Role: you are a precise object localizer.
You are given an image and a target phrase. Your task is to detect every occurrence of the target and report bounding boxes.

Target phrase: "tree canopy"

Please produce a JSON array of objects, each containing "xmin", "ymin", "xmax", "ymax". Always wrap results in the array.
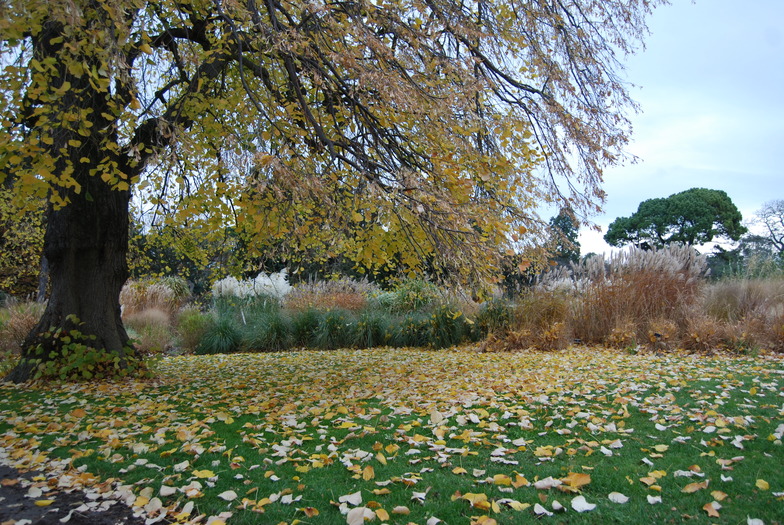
[
  {"xmin": 1, "ymin": 0, "xmax": 663, "ymax": 380},
  {"xmin": 754, "ymin": 199, "xmax": 784, "ymax": 256},
  {"xmin": 604, "ymin": 188, "xmax": 747, "ymax": 250}
]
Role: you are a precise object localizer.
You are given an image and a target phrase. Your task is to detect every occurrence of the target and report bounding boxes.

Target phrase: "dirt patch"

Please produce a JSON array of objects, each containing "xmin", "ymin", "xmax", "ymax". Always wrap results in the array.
[{"xmin": 0, "ymin": 464, "xmax": 146, "ymax": 525}]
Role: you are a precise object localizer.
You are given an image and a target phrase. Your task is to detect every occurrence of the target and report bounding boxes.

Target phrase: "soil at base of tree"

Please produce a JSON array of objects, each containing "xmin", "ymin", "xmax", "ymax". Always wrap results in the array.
[{"xmin": 0, "ymin": 464, "xmax": 147, "ymax": 525}]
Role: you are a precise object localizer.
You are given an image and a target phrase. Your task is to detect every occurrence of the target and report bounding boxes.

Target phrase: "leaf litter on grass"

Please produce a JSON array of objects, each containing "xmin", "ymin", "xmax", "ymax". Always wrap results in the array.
[{"xmin": 1, "ymin": 347, "xmax": 783, "ymax": 524}]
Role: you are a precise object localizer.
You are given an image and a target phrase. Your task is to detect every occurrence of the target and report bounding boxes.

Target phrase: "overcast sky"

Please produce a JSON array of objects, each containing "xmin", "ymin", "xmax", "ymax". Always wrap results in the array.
[{"xmin": 577, "ymin": 0, "xmax": 784, "ymax": 256}]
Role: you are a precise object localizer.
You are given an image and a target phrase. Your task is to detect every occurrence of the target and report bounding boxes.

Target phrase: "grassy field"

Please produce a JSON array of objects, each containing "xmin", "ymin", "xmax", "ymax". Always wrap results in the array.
[{"xmin": 1, "ymin": 347, "xmax": 783, "ymax": 524}]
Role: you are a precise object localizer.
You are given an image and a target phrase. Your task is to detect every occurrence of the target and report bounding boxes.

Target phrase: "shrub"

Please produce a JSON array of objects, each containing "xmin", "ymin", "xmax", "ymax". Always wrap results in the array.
[
  {"xmin": 196, "ymin": 316, "xmax": 243, "ymax": 355},
  {"xmin": 429, "ymin": 305, "xmax": 469, "ymax": 349},
  {"xmin": 123, "ymin": 308, "xmax": 174, "ymax": 355},
  {"xmin": 245, "ymin": 311, "xmax": 292, "ymax": 352},
  {"xmin": 0, "ymin": 301, "xmax": 45, "ymax": 353},
  {"xmin": 387, "ymin": 279, "xmax": 441, "ymax": 313},
  {"xmin": 681, "ymin": 314, "xmax": 726, "ymax": 353},
  {"xmin": 214, "ymin": 293, "xmax": 280, "ymax": 325},
  {"xmin": 176, "ymin": 307, "xmax": 212, "ymax": 353},
  {"xmin": 120, "ymin": 277, "xmax": 190, "ymax": 318},
  {"xmin": 212, "ymin": 269, "xmax": 292, "ymax": 300},
  {"xmin": 542, "ymin": 244, "xmax": 707, "ymax": 345},
  {"xmin": 474, "ymin": 299, "xmax": 514, "ymax": 338},
  {"xmin": 290, "ymin": 309, "xmax": 322, "ymax": 347},
  {"xmin": 392, "ymin": 313, "xmax": 431, "ymax": 348},
  {"xmin": 314, "ymin": 309, "xmax": 357, "ymax": 350},
  {"xmin": 355, "ymin": 310, "xmax": 392, "ymax": 348},
  {"xmin": 284, "ymin": 277, "xmax": 380, "ymax": 312},
  {"xmin": 604, "ymin": 319, "xmax": 638, "ymax": 349},
  {"xmin": 645, "ymin": 318, "xmax": 678, "ymax": 352}
]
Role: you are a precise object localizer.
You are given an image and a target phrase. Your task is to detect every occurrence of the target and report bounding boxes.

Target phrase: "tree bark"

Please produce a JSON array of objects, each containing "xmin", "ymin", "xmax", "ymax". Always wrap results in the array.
[
  {"xmin": 5, "ymin": 180, "xmax": 133, "ymax": 383},
  {"xmin": 4, "ymin": 15, "xmax": 136, "ymax": 383}
]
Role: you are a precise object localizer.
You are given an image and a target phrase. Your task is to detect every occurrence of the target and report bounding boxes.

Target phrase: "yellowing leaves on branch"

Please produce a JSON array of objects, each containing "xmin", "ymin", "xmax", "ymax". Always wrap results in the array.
[{"xmin": 1, "ymin": 0, "xmax": 664, "ymax": 380}]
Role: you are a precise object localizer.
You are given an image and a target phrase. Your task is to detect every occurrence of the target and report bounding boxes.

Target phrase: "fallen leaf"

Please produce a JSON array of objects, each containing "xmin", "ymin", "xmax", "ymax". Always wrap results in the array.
[
  {"xmin": 571, "ymin": 495, "xmax": 596, "ymax": 512},
  {"xmin": 682, "ymin": 481, "xmax": 709, "ymax": 493},
  {"xmin": 218, "ymin": 490, "xmax": 237, "ymax": 501},
  {"xmin": 756, "ymin": 479, "xmax": 769, "ymax": 491},
  {"xmin": 703, "ymin": 501, "xmax": 721, "ymax": 518},
  {"xmin": 608, "ymin": 492, "xmax": 629, "ymax": 504}
]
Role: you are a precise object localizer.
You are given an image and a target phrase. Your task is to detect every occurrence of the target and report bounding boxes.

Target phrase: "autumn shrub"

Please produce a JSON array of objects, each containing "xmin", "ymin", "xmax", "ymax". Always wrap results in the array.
[
  {"xmin": 644, "ymin": 318, "xmax": 678, "ymax": 352},
  {"xmin": 123, "ymin": 308, "xmax": 174, "ymax": 355},
  {"xmin": 314, "ymin": 309, "xmax": 357, "ymax": 350},
  {"xmin": 680, "ymin": 314, "xmax": 727, "ymax": 353},
  {"xmin": 196, "ymin": 316, "xmax": 243, "ymax": 355},
  {"xmin": 175, "ymin": 307, "xmax": 212, "ymax": 353},
  {"xmin": 120, "ymin": 277, "xmax": 190, "ymax": 318},
  {"xmin": 546, "ymin": 244, "xmax": 707, "ymax": 345},
  {"xmin": 245, "ymin": 310, "xmax": 292, "ymax": 352},
  {"xmin": 290, "ymin": 309, "xmax": 323, "ymax": 347},
  {"xmin": 355, "ymin": 310, "xmax": 392, "ymax": 349},
  {"xmin": 386, "ymin": 278, "xmax": 441, "ymax": 313},
  {"xmin": 284, "ymin": 277, "xmax": 379, "ymax": 312},
  {"xmin": 428, "ymin": 305, "xmax": 471, "ymax": 349},
  {"xmin": 392, "ymin": 313, "xmax": 431, "ymax": 348},
  {"xmin": 604, "ymin": 318, "xmax": 639, "ymax": 349},
  {"xmin": 0, "ymin": 301, "xmax": 45, "ymax": 353},
  {"xmin": 474, "ymin": 299, "xmax": 514, "ymax": 336}
]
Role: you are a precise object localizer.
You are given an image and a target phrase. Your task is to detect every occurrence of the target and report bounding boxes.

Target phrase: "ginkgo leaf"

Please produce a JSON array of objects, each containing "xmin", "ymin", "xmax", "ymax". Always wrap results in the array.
[
  {"xmin": 218, "ymin": 490, "xmax": 238, "ymax": 501},
  {"xmin": 346, "ymin": 506, "xmax": 375, "ymax": 525},
  {"xmin": 571, "ymin": 495, "xmax": 595, "ymax": 512},
  {"xmin": 755, "ymin": 479, "xmax": 769, "ymax": 490},
  {"xmin": 682, "ymin": 481, "xmax": 709, "ymax": 493},
  {"xmin": 339, "ymin": 491, "xmax": 363, "ymax": 506},
  {"xmin": 608, "ymin": 492, "xmax": 629, "ymax": 504},
  {"xmin": 703, "ymin": 501, "xmax": 721, "ymax": 518}
]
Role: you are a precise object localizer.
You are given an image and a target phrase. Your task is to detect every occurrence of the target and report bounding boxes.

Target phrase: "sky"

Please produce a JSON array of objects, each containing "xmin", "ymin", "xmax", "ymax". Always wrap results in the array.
[{"xmin": 577, "ymin": 0, "xmax": 784, "ymax": 256}]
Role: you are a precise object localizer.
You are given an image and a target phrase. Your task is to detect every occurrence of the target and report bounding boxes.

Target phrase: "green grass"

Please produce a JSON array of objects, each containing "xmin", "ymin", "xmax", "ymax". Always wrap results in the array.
[{"xmin": 1, "ymin": 348, "xmax": 783, "ymax": 524}]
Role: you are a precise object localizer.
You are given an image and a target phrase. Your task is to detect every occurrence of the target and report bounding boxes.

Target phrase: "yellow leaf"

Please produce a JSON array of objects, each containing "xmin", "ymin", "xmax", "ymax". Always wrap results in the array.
[
  {"xmin": 703, "ymin": 502, "xmax": 720, "ymax": 518},
  {"xmin": 35, "ymin": 500, "xmax": 55, "ymax": 507},
  {"xmin": 193, "ymin": 469, "xmax": 215, "ymax": 479},
  {"xmin": 493, "ymin": 474, "xmax": 512, "ymax": 486},
  {"xmin": 391, "ymin": 505, "xmax": 410, "ymax": 514},
  {"xmin": 362, "ymin": 465, "xmax": 375, "ymax": 481},
  {"xmin": 452, "ymin": 467, "xmax": 467, "ymax": 475},
  {"xmin": 375, "ymin": 508, "xmax": 390, "ymax": 521},
  {"xmin": 711, "ymin": 491, "xmax": 728, "ymax": 501},
  {"xmin": 375, "ymin": 452, "xmax": 386, "ymax": 465},
  {"xmin": 756, "ymin": 479, "xmax": 770, "ymax": 490},
  {"xmin": 653, "ymin": 444, "xmax": 669, "ymax": 453},
  {"xmin": 372, "ymin": 488, "xmax": 390, "ymax": 496},
  {"xmin": 682, "ymin": 481, "xmax": 709, "ymax": 493},
  {"xmin": 300, "ymin": 507, "xmax": 319, "ymax": 517},
  {"xmin": 512, "ymin": 474, "xmax": 530, "ymax": 488},
  {"xmin": 561, "ymin": 472, "xmax": 591, "ymax": 489}
]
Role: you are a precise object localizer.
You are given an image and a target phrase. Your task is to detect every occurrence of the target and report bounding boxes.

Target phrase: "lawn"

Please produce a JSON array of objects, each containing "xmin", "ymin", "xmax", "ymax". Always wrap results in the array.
[{"xmin": 1, "ymin": 347, "xmax": 783, "ymax": 524}]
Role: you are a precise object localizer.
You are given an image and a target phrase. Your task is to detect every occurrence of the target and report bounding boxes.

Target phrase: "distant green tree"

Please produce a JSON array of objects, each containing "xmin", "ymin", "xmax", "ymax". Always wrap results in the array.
[
  {"xmin": 604, "ymin": 188, "xmax": 747, "ymax": 249},
  {"xmin": 548, "ymin": 208, "xmax": 580, "ymax": 265}
]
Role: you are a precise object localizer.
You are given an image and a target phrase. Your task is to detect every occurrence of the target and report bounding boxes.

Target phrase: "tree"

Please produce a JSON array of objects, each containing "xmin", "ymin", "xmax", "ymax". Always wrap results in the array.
[
  {"xmin": 1, "ymin": 0, "xmax": 663, "ymax": 381},
  {"xmin": 754, "ymin": 199, "xmax": 784, "ymax": 256},
  {"xmin": 548, "ymin": 207, "xmax": 580, "ymax": 265},
  {"xmin": 604, "ymin": 188, "xmax": 747, "ymax": 249}
]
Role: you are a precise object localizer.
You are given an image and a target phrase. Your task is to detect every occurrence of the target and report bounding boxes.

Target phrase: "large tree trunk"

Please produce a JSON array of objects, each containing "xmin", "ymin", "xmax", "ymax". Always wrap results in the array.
[
  {"xmin": 4, "ymin": 14, "xmax": 136, "ymax": 383},
  {"xmin": 5, "ymin": 179, "xmax": 133, "ymax": 383}
]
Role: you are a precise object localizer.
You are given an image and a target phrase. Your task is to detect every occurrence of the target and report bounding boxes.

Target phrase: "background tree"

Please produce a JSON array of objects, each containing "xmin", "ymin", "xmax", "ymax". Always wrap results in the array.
[
  {"xmin": 548, "ymin": 207, "xmax": 580, "ymax": 265},
  {"xmin": 753, "ymin": 199, "xmax": 784, "ymax": 256},
  {"xmin": 604, "ymin": 188, "xmax": 747, "ymax": 249},
  {"xmin": 1, "ymin": 0, "xmax": 663, "ymax": 381}
]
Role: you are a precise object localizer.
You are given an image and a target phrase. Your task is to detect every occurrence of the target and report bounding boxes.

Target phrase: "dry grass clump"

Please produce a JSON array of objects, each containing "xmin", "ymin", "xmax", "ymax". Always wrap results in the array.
[
  {"xmin": 284, "ymin": 277, "xmax": 380, "ymax": 312},
  {"xmin": 120, "ymin": 277, "xmax": 190, "ymax": 318},
  {"xmin": 124, "ymin": 307, "xmax": 174, "ymax": 355},
  {"xmin": 541, "ymin": 244, "xmax": 708, "ymax": 346},
  {"xmin": 0, "ymin": 301, "xmax": 45, "ymax": 353},
  {"xmin": 681, "ymin": 314, "xmax": 727, "ymax": 354},
  {"xmin": 488, "ymin": 289, "xmax": 571, "ymax": 351},
  {"xmin": 604, "ymin": 319, "xmax": 638, "ymax": 349}
]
